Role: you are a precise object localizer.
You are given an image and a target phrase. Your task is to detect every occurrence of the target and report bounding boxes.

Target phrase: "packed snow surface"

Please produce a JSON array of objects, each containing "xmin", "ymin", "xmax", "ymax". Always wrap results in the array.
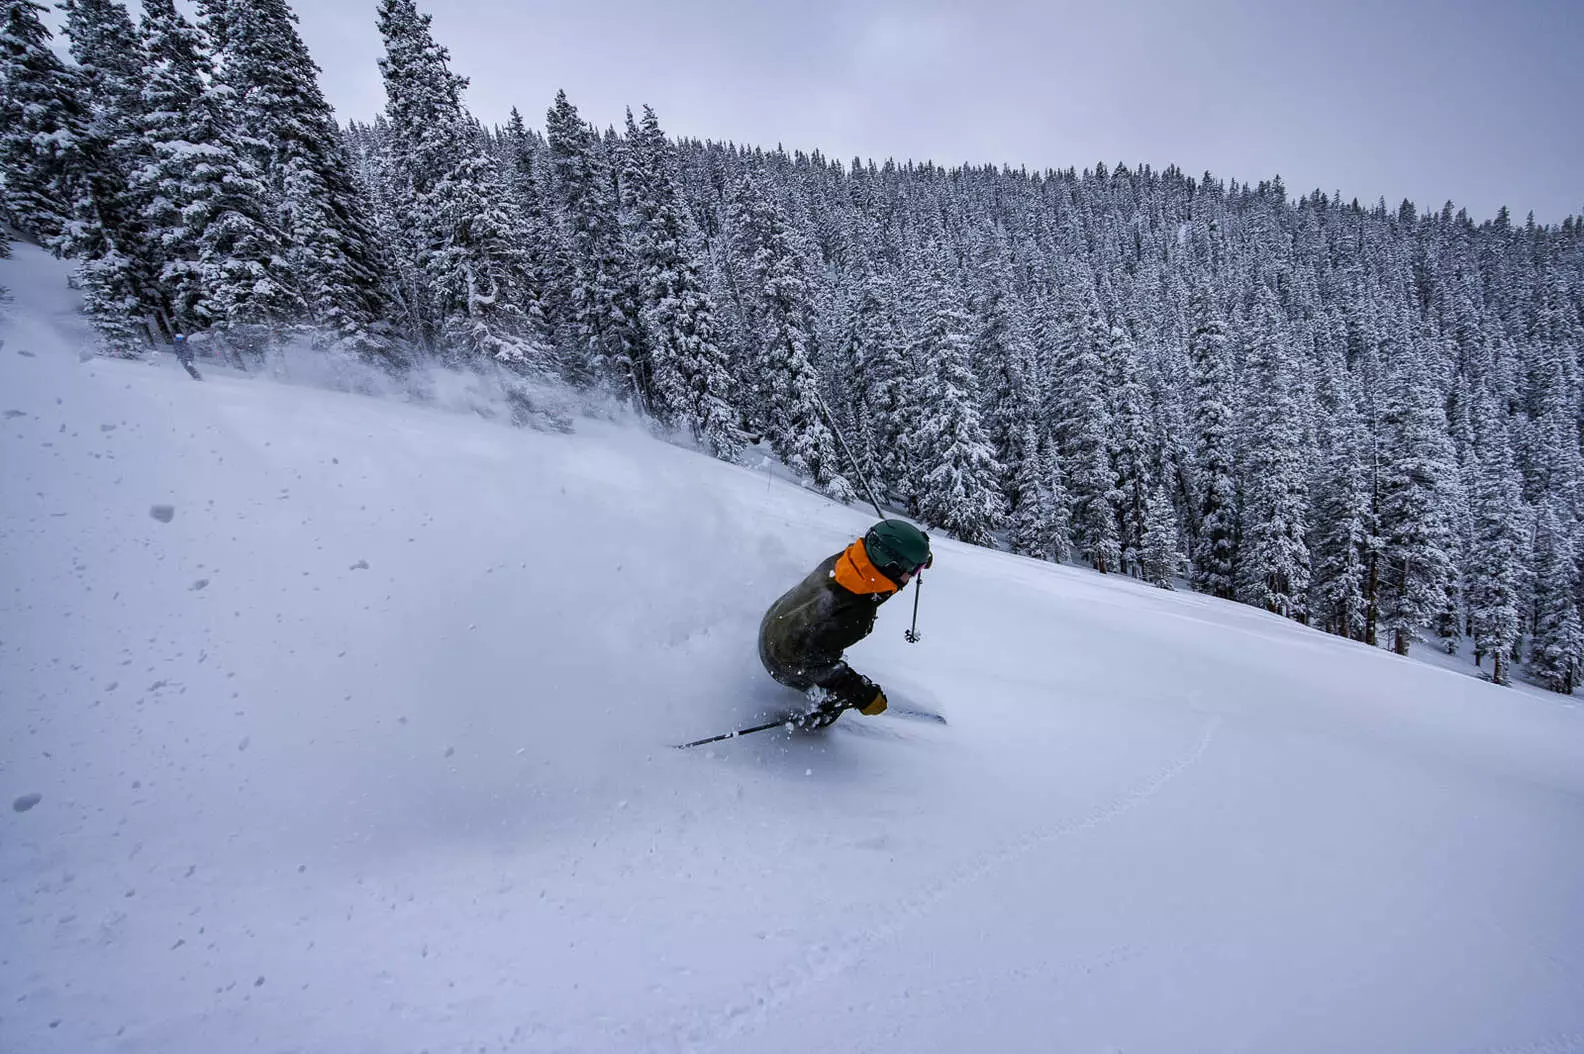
[{"xmin": 3, "ymin": 245, "xmax": 1583, "ymax": 1053}]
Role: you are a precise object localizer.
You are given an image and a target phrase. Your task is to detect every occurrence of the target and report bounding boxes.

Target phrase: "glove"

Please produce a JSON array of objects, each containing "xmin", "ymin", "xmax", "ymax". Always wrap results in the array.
[{"xmin": 826, "ymin": 670, "xmax": 888, "ymax": 717}]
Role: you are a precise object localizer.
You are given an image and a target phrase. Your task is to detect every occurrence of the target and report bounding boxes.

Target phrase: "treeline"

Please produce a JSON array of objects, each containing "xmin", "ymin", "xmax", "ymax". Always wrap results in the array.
[{"xmin": 4, "ymin": 0, "xmax": 1583, "ymax": 690}]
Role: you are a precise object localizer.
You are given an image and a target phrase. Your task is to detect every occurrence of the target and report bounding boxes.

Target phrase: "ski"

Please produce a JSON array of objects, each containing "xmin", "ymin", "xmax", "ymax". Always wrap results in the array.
[
  {"xmin": 886, "ymin": 706, "xmax": 947, "ymax": 725},
  {"xmin": 674, "ymin": 703, "xmax": 946, "ymax": 749}
]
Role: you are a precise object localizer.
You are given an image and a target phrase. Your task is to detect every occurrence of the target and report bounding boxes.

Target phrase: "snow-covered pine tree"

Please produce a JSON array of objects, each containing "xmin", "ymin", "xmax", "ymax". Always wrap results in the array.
[
  {"xmin": 0, "ymin": 1, "xmax": 91, "ymax": 248},
  {"xmin": 1523, "ymin": 342, "xmax": 1583, "ymax": 521},
  {"xmin": 343, "ymin": 116, "xmax": 432, "ymax": 348},
  {"xmin": 499, "ymin": 106, "xmax": 560, "ymax": 348},
  {"xmin": 1237, "ymin": 284, "xmax": 1311, "ymax": 619},
  {"xmin": 1008, "ymin": 425, "xmax": 1072, "ymax": 561},
  {"xmin": 60, "ymin": 0, "xmax": 155, "ymax": 353},
  {"xmin": 1189, "ymin": 281, "xmax": 1239, "ymax": 598},
  {"xmin": 726, "ymin": 170, "xmax": 852, "ymax": 500},
  {"xmin": 544, "ymin": 90, "xmax": 646, "ymax": 399},
  {"xmin": 134, "ymin": 0, "xmax": 293, "ymax": 348},
  {"xmin": 974, "ymin": 269, "xmax": 1042, "ymax": 503},
  {"xmin": 1050, "ymin": 278, "xmax": 1120, "ymax": 572},
  {"xmin": 1308, "ymin": 353, "xmax": 1373, "ymax": 639},
  {"xmin": 376, "ymin": 0, "xmax": 544, "ymax": 368},
  {"xmin": 217, "ymin": 0, "xmax": 391, "ymax": 355},
  {"xmin": 1139, "ymin": 484, "xmax": 1184, "ymax": 589},
  {"xmin": 134, "ymin": 0, "xmax": 301, "ymax": 351},
  {"xmin": 193, "ymin": 0, "xmax": 233, "ymax": 52},
  {"xmin": 1529, "ymin": 501, "xmax": 1583, "ymax": 693},
  {"xmin": 1375, "ymin": 328, "xmax": 1460, "ymax": 655},
  {"xmin": 1105, "ymin": 323, "xmax": 1153, "ymax": 575},
  {"xmin": 620, "ymin": 106, "xmax": 742, "ymax": 460},
  {"xmin": 1465, "ymin": 394, "xmax": 1527, "ymax": 683},
  {"xmin": 832, "ymin": 266, "xmax": 898, "ymax": 490},
  {"xmin": 911, "ymin": 243, "xmax": 1005, "ymax": 544}
]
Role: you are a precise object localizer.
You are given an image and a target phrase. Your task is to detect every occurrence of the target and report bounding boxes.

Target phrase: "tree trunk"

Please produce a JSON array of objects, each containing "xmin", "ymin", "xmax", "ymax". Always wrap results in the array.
[{"xmin": 1364, "ymin": 552, "xmax": 1379, "ymax": 647}]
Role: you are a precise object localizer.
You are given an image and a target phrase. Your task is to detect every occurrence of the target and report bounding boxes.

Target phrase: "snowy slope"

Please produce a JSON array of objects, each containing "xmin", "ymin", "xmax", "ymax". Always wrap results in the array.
[{"xmin": 3, "ymin": 243, "xmax": 1583, "ymax": 1054}]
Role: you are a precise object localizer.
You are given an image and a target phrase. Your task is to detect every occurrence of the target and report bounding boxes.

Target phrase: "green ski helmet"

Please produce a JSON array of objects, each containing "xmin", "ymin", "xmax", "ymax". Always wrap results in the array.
[{"xmin": 864, "ymin": 519, "xmax": 933, "ymax": 580}]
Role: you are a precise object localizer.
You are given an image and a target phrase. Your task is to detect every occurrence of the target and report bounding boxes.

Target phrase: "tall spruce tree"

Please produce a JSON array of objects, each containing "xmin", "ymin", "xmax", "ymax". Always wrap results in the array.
[
  {"xmin": 1308, "ymin": 353, "xmax": 1373, "ymax": 639},
  {"xmin": 499, "ymin": 106, "xmax": 559, "ymax": 346},
  {"xmin": 975, "ymin": 271, "xmax": 1042, "ymax": 501},
  {"xmin": 1139, "ymin": 484, "xmax": 1184, "ymax": 589},
  {"xmin": 134, "ymin": 0, "xmax": 296, "ymax": 344},
  {"xmin": 1466, "ymin": 395, "xmax": 1526, "ymax": 683},
  {"xmin": 1105, "ymin": 323, "xmax": 1153, "ymax": 575},
  {"xmin": 1375, "ymin": 330, "xmax": 1460, "ymax": 655},
  {"xmin": 61, "ymin": 0, "xmax": 153, "ymax": 352},
  {"xmin": 218, "ymin": 0, "xmax": 390, "ymax": 354},
  {"xmin": 1008, "ymin": 427, "xmax": 1072, "ymax": 561},
  {"xmin": 376, "ymin": 0, "xmax": 543, "ymax": 367},
  {"xmin": 621, "ymin": 106, "xmax": 742, "ymax": 459},
  {"xmin": 1530, "ymin": 502, "xmax": 1583, "ymax": 692},
  {"xmin": 1237, "ymin": 285, "xmax": 1311, "ymax": 618},
  {"xmin": 1, "ymin": 1, "xmax": 90, "ymax": 248},
  {"xmin": 727, "ymin": 172, "xmax": 851, "ymax": 500},
  {"xmin": 1189, "ymin": 283, "xmax": 1239, "ymax": 597},
  {"xmin": 545, "ymin": 90, "xmax": 646, "ymax": 399},
  {"xmin": 912, "ymin": 245, "xmax": 1005, "ymax": 544},
  {"xmin": 1051, "ymin": 279, "xmax": 1120, "ymax": 572}
]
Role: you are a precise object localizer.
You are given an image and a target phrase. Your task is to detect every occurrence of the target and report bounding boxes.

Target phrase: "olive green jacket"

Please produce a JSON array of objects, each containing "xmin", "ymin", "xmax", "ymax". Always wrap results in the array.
[{"xmin": 758, "ymin": 552, "xmax": 893, "ymax": 692}]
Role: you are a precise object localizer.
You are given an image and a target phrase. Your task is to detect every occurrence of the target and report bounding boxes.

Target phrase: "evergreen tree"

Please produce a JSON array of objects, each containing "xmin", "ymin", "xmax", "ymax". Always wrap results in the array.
[
  {"xmin": 1238, "ymin": 286, "xmax": 1311, "ymax": 618},
  {"xmin": 545, "ymin": 90, "xmax": 645, "ymax": 398},
  {"xmin": 1308, "ymin": 355, "xmax": 1373, "ymax": 639},
  {"xmin": 1375, "ymin": 332, "xmax": 1460, "ymax": 655},
  {"xmin": 975, "ymin": 273, "xmax": 1041, "ymax": 500},
  {"xmin": 1530, "ymin": 502, "xmax": 1583, "ymax": 692},
  {"xmin": 134, "ymin": 0, "xmax": 296, "ymax": 344},
  {"xmin": 1465, "ymin": 396, "xmax": 1526, "ymax": 683},
  {"xmin": 1051, "ymin": 281, "xmax": 1120, "ymax": 572},
  {"xmin": 834, "ymin": 267, "xmax": 901, "ymax": 490},
  {"xmin": 621, "ymin": 106, "xmax": 742, "ymax": 459},
  {"xmin": 1139, "ymin": 484, "xmax": 1184, "ymax": 589},
  {"xmin": 912, "ymin": 246, "xmax": 1005, "ymax": 544},
  {"xmin": 376, "ymin": 0, "xmax": 543, "ymax": 367},
  {"xmin": 846, "ymin": 268, "xmax": 924, "ymax": 505},
  {"xmin": 1105, "ymin": 323, "xmax": 1153, "ymax": 574},
  {"xmin": 61, "ymin": 0, "xmax": 154, "ymax": 353},
  {"xmin": 220, "ymin": 0, "xmax": 391, "ymax": 353},
  {"xmin": 1008, "ymin": 427, "xmax": 1072, "ymax": 561},
  {"xmin": 0, "ymin": 1, "xmax": 90, "ymax": 248},
  {"xmin": 499, "ymin": 106, "xmax": 559, "ymax": 344},
  {"xmin": 727, "ymin": 172, "xmax": 851, "ymax": 500},
  {"xmin": 1189, "ymin": 284, "xmax": 1239, "ymax": 597}
]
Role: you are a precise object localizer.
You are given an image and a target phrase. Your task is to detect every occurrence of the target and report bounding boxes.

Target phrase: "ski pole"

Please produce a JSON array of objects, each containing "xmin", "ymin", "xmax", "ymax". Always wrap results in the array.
[
  {"xmin": 811, "ymin": 391, "xmax": 927, "ymax": 644},
  {"xmin": 813, "ymin": 392, "xmax": 886, "ymax": 522},
  {"xmin": 674, "ymin": 718, "xmax": 787, "ymax": 750}
]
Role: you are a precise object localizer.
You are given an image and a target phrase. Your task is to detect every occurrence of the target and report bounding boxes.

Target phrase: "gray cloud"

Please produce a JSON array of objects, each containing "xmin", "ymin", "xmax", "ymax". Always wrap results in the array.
[{"xmin": 94, "ymin": 0, "xmax": 1584, "ymax": 220}]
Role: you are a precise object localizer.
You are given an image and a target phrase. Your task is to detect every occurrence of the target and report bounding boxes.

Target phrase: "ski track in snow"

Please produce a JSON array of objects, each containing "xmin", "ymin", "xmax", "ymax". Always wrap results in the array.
[{"xmin": 671, "ymin": 715, "xmax": 1223, "ymax": 1054}]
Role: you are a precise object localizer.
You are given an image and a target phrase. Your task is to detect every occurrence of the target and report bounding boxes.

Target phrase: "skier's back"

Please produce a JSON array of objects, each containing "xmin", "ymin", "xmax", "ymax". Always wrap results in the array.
[{"xmin": 759, "ymin": 519, "xmax": 932, "ymax": 728}]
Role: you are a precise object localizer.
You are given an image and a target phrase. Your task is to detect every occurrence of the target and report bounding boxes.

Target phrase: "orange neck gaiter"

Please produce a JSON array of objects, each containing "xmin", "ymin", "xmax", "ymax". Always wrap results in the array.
[{"xmin": 833, "ymin": 538, "xmax": 899, "ymax": 597}]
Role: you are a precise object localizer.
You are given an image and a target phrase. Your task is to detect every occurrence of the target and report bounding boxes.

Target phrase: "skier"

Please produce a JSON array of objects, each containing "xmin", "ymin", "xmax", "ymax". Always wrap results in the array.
[
  {"xmin": 759, "ymin": 519, "xmax": 932, "ymax": 730},
  {"xmin": 171, "ymin": 332, "xmax": 201, "ymax": 380}
]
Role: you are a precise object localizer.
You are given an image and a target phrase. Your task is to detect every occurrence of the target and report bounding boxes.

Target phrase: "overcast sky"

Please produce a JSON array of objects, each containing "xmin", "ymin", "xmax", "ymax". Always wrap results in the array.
[{"xmin": 101, "ymin": 0, "xmax": 1584, "ymax": 222}]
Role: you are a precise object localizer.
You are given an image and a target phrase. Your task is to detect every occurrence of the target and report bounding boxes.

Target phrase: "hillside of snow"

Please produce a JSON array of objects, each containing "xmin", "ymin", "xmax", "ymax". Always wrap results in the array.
[{"xmin": 3, "ymin": 244, "xmax": 1583, "ymax": 1054}]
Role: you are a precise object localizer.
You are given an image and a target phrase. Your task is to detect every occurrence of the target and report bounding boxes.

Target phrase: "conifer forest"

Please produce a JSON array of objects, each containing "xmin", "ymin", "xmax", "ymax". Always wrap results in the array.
[{"xmin": 5, "ymin": 0, "xmax": 1583, "ymax": 690}]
